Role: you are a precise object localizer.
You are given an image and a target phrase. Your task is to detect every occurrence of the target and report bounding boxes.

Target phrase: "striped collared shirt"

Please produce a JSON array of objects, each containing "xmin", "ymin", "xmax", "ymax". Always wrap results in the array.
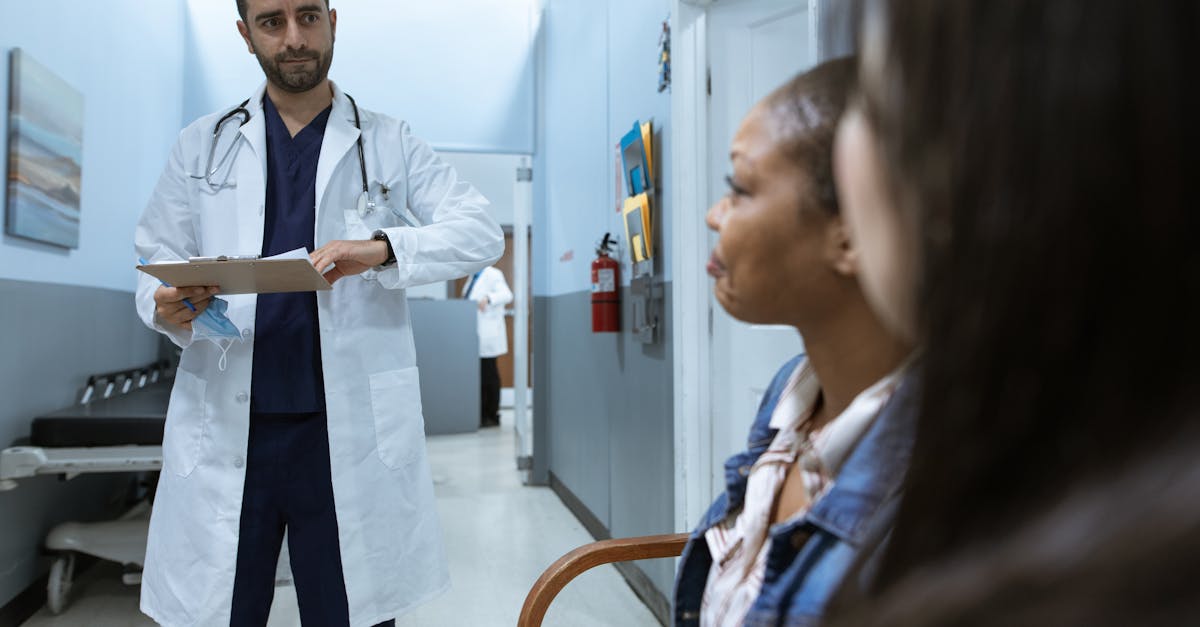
[{"xmin": 699, "ymin": 359, "xmax": 903, "ymax": 627}]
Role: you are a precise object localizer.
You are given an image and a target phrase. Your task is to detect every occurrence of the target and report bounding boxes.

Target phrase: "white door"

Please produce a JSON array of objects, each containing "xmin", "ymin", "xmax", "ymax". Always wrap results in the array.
[{"xmin": 706, "ymin": 0, "xmax": 817, "ymax": 499}]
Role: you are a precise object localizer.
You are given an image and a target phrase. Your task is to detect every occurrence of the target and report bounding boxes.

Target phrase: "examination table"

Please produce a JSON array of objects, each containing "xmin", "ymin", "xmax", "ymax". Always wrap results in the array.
[{"xmin": 0, "ymin": 366, "xmax": 168, "ymax": 614}]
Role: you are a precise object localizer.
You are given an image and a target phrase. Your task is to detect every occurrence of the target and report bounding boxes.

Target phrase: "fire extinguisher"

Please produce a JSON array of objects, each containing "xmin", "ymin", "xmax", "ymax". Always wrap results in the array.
[{"xmin": 592, "ymin": 233, "xmax": 620, "ymax": 333}]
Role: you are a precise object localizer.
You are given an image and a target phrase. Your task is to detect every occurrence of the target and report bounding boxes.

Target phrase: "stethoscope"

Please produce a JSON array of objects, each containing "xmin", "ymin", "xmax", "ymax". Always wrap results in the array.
[{"xmin": 190, "ymin": 94, "xmax": 414, "ymax": 227}]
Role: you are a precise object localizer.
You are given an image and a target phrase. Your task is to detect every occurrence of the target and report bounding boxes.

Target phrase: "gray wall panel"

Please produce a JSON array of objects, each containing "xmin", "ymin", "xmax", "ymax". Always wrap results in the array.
[
  {"xmin": 0, "ymin": 279, "xmax": 159, "ymax": 607},
  {"xmin": 543, "ymin": 291, "xmax": 612, "ymax": 529},
  {"xmin": 607, "ymin": 286, "xmax": 675, "ymax": 597},
  {"xmin": 410, "ymin": 299, "xmax": 480, "ymax": 435},
  {"xmin": 536, "ymin": 283, "xmax": 675, "ymax": 599},
  {"xmin": 531, "ymin": 298, "xmax": 550, "ymax": 484},
  {"xmin": 819, "ymin": 0, "xmax": 862, "ymax": 60}
]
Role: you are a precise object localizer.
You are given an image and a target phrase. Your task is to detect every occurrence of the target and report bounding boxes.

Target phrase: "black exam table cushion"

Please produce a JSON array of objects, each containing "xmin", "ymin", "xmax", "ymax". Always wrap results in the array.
[{"xmin": 31, "ymin": 381, "xmax": 172, "ymax": 447}]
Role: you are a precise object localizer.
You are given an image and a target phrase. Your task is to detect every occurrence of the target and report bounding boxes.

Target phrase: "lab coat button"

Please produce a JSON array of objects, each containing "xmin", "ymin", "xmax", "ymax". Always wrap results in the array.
[
  {"xmin": 233, "ymin": 457, "xmax": 245, "ymax": 469},
  {"xmin": 241, "ymin": 328, "xmax": 253, "ymax": 340},
  {"xmin": 236, "ymin": 392, "xmax": 248, "ymax": 403}
]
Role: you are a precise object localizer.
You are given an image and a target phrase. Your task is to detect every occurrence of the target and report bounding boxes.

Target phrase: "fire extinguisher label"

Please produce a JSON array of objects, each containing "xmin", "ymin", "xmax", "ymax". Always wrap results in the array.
[{"xmin": 594, "ymin": 268, "xmax": 616, "ymax": 293}]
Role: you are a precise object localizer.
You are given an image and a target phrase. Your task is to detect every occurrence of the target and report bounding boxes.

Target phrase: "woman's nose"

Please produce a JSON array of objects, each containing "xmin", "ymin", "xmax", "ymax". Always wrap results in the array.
[{"xmin": 706, "ymin": 198, "xmax": 726, "ymax": 232}]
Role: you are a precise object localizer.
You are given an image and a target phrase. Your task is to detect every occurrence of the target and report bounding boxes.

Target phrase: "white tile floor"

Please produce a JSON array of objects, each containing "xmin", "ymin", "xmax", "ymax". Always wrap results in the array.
[{"xmin": 21, "ymin": 411, "xmax": 661, "ymax": 627}]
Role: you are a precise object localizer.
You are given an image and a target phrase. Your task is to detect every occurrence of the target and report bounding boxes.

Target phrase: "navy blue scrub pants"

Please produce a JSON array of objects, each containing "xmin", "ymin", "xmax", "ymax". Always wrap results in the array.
[{"xmin": 230, "ymin": 411, "xmax": 395, "ymax": 627}]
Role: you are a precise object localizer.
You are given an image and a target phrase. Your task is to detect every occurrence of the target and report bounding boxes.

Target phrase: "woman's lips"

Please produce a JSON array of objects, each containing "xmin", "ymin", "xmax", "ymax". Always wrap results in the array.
[{"xmin": 707, "ymin": 252, "xmax": 726, "ymax": 279}]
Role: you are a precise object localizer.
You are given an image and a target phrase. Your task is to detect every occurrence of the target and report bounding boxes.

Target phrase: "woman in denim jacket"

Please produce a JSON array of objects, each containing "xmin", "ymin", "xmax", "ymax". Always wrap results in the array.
[{"xmin": 672, "ymin": 58, "xmax": 915, "ymax": 626}]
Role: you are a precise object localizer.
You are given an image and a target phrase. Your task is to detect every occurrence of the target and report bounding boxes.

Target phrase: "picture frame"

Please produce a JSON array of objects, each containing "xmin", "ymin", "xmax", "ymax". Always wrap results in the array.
[{"xmin": 5, "ymin": 48, "xmax": 84, "ymax": 249}]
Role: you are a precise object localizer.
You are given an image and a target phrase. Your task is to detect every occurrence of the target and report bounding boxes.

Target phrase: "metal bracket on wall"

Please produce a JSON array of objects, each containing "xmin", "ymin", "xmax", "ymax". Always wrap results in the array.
[
  {"xmin": 78, "ymin": 360, "xmax": 171, "ymax": 405},
  {"xmin": 630, "ymin": 273, "xmax": 662, "ymax": 344}
]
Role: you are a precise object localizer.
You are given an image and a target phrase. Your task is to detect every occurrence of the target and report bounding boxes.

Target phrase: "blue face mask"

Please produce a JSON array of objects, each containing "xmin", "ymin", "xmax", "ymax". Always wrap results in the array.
[{"xmin": 191, "ymin": 297, "xmax": 242, "ymax": 371}]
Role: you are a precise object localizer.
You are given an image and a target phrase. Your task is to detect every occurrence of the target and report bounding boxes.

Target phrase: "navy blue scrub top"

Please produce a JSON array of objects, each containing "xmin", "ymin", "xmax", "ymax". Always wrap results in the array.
[{"xmin": 250, "ymin": 96, "xmax": 333, "ymax": 414}]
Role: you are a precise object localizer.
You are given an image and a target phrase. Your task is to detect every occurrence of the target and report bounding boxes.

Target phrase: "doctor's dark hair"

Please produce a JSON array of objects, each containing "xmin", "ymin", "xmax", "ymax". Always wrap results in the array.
[
  {"xmin": 844, "ymin": 0, "xmax": 1200, "ymax": 606},
  {"xmin": 763, "ymin": 56, "xmax": 856, "ymax": 215},
  {"xmin": 237, "ymin": 0, "xmax": 331, "ymax": 23}
]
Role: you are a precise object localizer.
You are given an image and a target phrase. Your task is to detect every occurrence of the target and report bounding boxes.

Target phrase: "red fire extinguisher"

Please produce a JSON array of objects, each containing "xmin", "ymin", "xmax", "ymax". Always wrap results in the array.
[{"xmin": 592, "ymin": 233, "xmax": 620, "ymax": 333}]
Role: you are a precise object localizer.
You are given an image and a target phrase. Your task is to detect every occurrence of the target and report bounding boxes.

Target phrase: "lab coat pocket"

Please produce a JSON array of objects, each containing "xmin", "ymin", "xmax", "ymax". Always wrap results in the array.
[
  {"xmin": 343, "ymin": 209, "xmax": 373, "ymax": 240},
  {"xmin": 163, "ymin": 368, "xmax": 208, "ymax": 478},
  {"xmin": 369, "ymin": 367, "xmax": 425, "ymax": 469}
]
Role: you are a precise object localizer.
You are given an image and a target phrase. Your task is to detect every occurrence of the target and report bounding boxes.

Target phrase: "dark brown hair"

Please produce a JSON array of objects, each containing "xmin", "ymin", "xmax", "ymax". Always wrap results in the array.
[
  {"xmin": 764, "ymin": 56, "xmax": 856, "ymax": 214},
  {"xmin": 856, "ymin": 0, "xmax": 1200, "ymax": 593},
  {"xmin": 834, "ymin": 427, "xmax": 1200, "ymax": 626},
  {"xmin": 236, "ymin": 0, "xmax": 331, "ymax": 23}
]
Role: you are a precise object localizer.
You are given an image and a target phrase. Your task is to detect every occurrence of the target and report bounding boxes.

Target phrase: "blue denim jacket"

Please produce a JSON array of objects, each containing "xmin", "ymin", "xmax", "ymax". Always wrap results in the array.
[{"xmin": 673, "ymin": 355, "xmax": 918, "ymax": 627}]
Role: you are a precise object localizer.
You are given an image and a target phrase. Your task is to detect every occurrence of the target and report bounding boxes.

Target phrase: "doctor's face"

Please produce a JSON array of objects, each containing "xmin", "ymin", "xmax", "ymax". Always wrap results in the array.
[{"xmin": 238, "ymin": 0, "xmax": 337, "ymax": 94}]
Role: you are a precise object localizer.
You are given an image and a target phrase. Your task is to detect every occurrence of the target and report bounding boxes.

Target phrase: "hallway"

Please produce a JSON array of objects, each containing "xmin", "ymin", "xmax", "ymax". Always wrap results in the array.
[{"xmin": 21, "ymin": 414, "xmax": 661, "ymax": 626}]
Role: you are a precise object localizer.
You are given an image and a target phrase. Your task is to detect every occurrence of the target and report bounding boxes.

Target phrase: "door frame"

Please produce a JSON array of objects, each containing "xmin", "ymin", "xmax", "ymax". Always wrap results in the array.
[
  {"xmin": 669, "ymin": 0, "xmax": 823, "ymax": 531},
  {"xmin": 670, "ymin": 1, "xmax": 713, "ymax": 532}
]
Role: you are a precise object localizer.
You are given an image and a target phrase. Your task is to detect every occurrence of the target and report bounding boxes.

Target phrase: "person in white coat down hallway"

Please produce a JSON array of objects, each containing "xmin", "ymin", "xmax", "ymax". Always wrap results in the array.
[
  {"xmin": 132, "ymin": 0, "xmax": 504, "ymax": 625},
  {"xmin": 462, "ymin": 266, "xmax": 513, "ymax": 427}
]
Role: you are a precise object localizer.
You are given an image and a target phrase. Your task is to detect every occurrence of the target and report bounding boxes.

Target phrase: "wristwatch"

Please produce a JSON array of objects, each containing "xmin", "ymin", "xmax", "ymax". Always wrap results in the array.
[{"xmin": 371, "ymin": 230, "xmax": 396, "ymax": 267}]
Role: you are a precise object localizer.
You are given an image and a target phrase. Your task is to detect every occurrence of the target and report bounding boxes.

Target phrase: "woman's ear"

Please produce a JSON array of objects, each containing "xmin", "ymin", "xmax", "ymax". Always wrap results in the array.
[{"xmin": 826, "ymin": 215, "xmax": 859, "ymax": 277}]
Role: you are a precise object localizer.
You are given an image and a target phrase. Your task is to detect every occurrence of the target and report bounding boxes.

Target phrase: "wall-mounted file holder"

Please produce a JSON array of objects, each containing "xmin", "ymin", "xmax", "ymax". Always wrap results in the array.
[{"xmin": 619, "ymin": 120, "xmax": 662, "ymax": 344}]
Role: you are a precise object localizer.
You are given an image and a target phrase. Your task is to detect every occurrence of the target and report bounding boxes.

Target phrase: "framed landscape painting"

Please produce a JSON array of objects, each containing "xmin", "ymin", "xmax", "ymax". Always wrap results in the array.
[{"xmin": 5, "ymin": 48, "xmax": 83, "ymax": 249}]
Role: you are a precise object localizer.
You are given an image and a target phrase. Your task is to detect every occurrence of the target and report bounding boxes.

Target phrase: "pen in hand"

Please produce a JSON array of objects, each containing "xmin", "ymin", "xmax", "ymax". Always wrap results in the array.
[{"xmin": 139, "ymin": 257, "xmax": 197, "ymax": 312}]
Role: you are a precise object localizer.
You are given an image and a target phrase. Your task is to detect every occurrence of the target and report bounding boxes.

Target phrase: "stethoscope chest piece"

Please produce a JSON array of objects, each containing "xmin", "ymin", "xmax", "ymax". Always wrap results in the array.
[{"xmin": 356, "ymin": 191, "xmax": 377, "ymax": 218}]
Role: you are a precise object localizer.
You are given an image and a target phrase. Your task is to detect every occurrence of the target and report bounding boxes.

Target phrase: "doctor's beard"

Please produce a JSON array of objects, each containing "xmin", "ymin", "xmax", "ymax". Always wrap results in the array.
[{"xmin": 256, "ymin": 47, "xmax": 335, "ymax": 94}]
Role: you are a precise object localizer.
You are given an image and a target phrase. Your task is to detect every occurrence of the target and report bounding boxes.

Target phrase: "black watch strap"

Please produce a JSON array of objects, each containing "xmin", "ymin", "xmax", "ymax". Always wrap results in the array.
[{"xmin": 372, "ymin": 230, "xmax": 396, "ymax": 267}]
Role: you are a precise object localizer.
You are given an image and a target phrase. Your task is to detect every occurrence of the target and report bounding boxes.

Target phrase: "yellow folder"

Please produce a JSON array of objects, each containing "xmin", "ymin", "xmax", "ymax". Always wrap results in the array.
[
  {"xmin": 641, "ymin": 121, "xmax": 653, "ymax": 183},
  {"xmin": 622, "ymin": 193, "xmax": 653, "ymax": 263}
]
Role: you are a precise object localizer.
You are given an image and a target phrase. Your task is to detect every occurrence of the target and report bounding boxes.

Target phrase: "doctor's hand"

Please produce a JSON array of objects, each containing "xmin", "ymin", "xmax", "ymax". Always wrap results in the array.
[
  {"xmin": 154, "ymin": 285, "xmax": 218, "ymax": 330},
  {"xmin": 310, "ymin": 239, "xmax": 389, "ymax": 285}
]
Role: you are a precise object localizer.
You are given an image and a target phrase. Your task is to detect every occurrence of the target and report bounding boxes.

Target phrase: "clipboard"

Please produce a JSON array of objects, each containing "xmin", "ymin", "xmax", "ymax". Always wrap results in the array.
[{"xmin": 137, "ymin": 258, "xmax": 332, "ymax": 295}]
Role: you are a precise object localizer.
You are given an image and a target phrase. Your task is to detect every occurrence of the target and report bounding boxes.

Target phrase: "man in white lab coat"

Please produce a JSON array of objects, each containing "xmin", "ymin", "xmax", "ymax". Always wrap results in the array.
[
  {"xmin": 462, "ymin": 266, "xmax": 514, "ymax": 427},
  {"xmin": 133, "ymin": 1, "xmax": 503, "ymax": 625}
]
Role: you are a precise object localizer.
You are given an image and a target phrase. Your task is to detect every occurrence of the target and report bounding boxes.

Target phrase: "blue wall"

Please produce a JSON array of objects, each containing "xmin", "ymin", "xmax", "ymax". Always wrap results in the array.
[
  {"xmin": 0, "ymin": 2, "xmax": 185, "ymax": 292},
  {"xmin": 533, "ymin": 0, "xmax": 676, "ymax": 602},
  {"xmin": 182, "ymin": 0, "xmax": 537, "ymax": 154},
  {"xmin": 534, "ymin": 0, "xmax": 673, "ymax": 298},
  {"xmin": 0, "ymin": 0, "xmax": 183, "ymax": 608}
]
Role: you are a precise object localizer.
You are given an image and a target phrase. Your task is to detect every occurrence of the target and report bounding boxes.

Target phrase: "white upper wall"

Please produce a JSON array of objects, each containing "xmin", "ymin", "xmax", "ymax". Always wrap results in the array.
[
  {"xmin": 438, "ymin": 151, "xmax": 524, "ymax": 227},
  {"xmin": 183, "ymin": 0, "xmax": 537, "ymax": 154},
  {"xmin": 0, "ymin": 1, "xmax": 185, "ymax": 291}
]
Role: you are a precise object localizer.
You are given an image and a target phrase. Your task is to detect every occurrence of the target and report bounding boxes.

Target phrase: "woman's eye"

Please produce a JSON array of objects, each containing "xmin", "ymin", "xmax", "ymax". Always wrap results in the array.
[{"xmin": 725, "ymin": 175, "xmax": 748, "ymax": 197}]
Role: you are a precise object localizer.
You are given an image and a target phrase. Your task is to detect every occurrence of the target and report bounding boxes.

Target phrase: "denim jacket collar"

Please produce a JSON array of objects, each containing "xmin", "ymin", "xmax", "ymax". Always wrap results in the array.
[
  {"xmin": 718, "ymin": 354, "xmax": 806, "ymax": 517},
  {"xmin": 675, "ymin": 360, "xmax": 920, "ymax": 627},
  {"xmin": 800, "ymin": 372, "xmax": 919, "ymax": 545}
]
